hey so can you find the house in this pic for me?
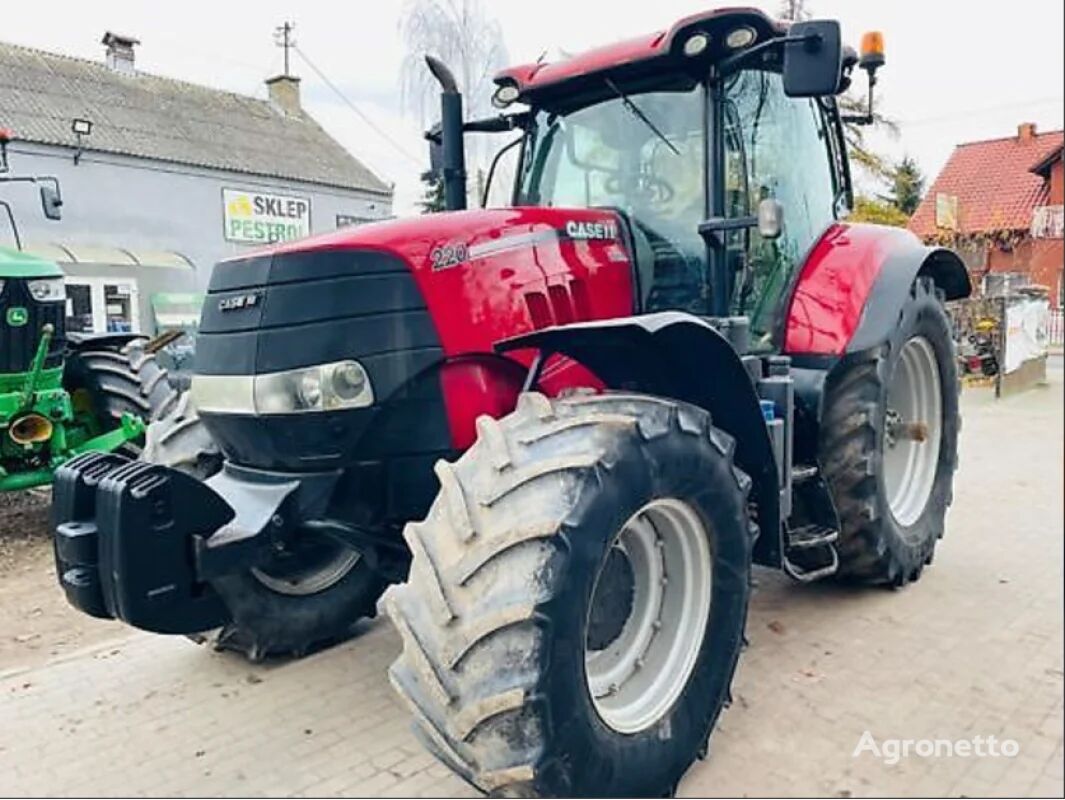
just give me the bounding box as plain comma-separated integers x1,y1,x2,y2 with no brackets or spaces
909,123,1064,304
0,32,392,335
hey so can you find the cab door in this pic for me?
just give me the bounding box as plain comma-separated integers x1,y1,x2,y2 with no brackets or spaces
722,69,841,350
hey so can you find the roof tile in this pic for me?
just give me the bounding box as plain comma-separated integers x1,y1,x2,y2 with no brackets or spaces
0,40,390,195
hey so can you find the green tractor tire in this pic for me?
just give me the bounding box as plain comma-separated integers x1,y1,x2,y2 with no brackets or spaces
63,340,181,450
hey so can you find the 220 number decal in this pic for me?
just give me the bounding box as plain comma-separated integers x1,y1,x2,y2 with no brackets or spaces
430,242,468,271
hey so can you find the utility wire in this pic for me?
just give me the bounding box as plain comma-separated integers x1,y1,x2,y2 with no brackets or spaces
293,44,424,168
898,96,1064,128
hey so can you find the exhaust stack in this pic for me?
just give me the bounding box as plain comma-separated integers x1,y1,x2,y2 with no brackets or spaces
425,55,467,211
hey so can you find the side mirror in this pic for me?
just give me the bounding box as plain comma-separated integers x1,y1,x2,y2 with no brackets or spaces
782,20,843,98
757,198,784,239
40,185,62,221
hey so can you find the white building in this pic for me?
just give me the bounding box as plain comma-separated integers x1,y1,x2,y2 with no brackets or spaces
0,32,393,335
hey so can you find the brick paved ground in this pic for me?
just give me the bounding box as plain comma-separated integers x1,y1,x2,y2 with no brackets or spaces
1,375,1062,798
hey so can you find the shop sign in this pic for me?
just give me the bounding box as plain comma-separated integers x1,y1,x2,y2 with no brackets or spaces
223,188,311,244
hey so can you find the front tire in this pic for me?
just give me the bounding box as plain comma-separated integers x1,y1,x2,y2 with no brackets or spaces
141,396,382,660
820,277,960,585
211,549,388,660
387,392,754,797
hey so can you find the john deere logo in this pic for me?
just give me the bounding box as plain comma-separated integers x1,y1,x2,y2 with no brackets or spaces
6,307,28,327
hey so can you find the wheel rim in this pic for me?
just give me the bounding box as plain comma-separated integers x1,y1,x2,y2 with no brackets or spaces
251,535,360,596
882,336,943,527
585,498,713,734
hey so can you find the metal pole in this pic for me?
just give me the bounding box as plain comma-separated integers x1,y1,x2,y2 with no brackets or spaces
706,70,728,317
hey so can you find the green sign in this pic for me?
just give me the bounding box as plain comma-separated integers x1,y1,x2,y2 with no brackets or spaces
6,307,28,327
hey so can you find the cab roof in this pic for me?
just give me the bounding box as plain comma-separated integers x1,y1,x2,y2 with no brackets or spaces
494,7,785,101
0,246,64,279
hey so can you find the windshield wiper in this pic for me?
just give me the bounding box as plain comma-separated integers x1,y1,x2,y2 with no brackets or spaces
604,78,680,156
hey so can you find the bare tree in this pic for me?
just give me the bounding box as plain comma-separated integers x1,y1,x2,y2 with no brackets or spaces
838,93,900,180
400,0,509,193
400,0,507,119
778,0,811,21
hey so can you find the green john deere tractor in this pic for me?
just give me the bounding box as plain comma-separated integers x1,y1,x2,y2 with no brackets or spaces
1,130,180,492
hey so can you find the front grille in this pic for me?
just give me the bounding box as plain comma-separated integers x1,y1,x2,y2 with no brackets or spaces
0,280,65,374
196,249,441,388
195,248,450,472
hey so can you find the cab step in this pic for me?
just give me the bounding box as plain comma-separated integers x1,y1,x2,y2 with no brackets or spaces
782,546,839,583
786,523,839,550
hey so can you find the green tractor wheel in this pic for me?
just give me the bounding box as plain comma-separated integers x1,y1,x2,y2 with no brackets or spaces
63,340,181,452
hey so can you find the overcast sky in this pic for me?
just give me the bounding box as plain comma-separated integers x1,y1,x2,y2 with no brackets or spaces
5,1,1064,214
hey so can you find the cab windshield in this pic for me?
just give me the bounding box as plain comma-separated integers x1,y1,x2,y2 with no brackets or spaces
517,85,709,312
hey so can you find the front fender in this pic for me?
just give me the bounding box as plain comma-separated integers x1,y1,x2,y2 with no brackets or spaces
784,223,971,356
498,311,781,565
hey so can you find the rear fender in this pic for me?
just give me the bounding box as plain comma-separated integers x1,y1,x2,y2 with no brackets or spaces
498,311,781,566
784,223,971,356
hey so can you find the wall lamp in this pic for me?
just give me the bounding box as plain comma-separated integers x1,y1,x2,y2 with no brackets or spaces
71,117,93,165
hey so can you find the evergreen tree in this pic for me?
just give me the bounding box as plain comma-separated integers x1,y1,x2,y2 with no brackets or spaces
890,156,925,216
419,170,446,213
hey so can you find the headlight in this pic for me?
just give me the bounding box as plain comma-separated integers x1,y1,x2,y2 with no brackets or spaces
191,359,375,415
27,278,65,302
683,32,710,57
0,280,5,296
297,372,323,409
330,361,367,401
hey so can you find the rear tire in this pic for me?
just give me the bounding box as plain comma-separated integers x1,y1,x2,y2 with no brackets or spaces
387,391,754,797
64,340,179,434
820,277,960,586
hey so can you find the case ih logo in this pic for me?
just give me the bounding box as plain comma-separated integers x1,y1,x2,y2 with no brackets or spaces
218,293,261,312
565,220,618,241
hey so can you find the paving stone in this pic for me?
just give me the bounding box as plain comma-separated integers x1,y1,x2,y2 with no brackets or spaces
1,377,1061,798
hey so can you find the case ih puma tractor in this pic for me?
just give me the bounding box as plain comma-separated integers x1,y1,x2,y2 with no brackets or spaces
0,131,179,492
52,9,970,797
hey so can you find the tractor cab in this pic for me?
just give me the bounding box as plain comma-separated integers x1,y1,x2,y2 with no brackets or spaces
0,127,68,375
430,9,883,349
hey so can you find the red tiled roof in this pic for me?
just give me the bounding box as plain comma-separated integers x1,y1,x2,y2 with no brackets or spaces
1030,146,1063,178
908,129,1064,238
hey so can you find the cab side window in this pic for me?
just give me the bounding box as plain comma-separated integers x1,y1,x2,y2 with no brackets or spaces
725,69,839,345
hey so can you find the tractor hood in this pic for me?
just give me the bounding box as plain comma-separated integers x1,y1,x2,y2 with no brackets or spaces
208,207,635,360
0,246,63,279
195,206,634,473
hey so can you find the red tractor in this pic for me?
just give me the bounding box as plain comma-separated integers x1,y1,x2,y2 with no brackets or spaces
53,8,969,797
